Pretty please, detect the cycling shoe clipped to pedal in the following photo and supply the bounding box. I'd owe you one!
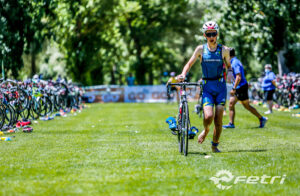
[166,116,177,132]
[188,126,199,139]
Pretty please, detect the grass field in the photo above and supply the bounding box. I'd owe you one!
[0,103,299,195]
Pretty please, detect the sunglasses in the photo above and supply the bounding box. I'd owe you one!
[205,32,217,37]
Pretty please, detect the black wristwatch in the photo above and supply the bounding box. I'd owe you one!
[232,88,236,90]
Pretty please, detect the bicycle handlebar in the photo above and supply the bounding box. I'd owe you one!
[167,82,201,86]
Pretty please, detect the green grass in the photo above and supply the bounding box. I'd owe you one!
[0,103,299,195]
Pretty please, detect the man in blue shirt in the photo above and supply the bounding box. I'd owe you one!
[223,48,267,128]
[126,73,135,86]
[261,64,277,114]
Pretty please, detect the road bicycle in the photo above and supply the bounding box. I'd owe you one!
[168,82,202,156]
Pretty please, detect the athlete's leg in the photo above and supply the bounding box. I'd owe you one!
[213,105,224,144]
[241,99,262,119]
[212,84,226,152]
[267,100,273,112]
[175,87,180,104]
[198,90,214,144]
[167,86,171,103]
[264,90,273,114]
[228,96,238,124]
[198,105,214,144]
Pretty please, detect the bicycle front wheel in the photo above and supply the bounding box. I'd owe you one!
[181,102,190,156]
[177,104,183,153]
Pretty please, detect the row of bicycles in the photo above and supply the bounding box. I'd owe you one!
[249,73,300,108]
[0,78,83,131]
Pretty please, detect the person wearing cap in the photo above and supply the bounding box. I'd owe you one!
[161,72,169,85]
[166,72,179,103]
[177,21,231,153]
[223,48,267,129]
[262,64,277,114]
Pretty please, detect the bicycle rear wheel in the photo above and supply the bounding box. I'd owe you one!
[0,107,5,129]
[30,99,41,120]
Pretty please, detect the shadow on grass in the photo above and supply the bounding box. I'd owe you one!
[188,152,208,156]
[248,127,264,129]
[225,149,267,153]
[224,126,262,130]
[188,149,266,156]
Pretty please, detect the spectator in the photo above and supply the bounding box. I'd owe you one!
[262,64,277,114]
[126,73,135,86]
[161,72,169,85]
[166,72,179,103]
[56,75,62,82]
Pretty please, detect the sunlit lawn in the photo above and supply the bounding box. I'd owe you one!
[0,103,299,195]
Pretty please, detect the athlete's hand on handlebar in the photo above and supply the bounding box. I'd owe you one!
[176,74,185,82]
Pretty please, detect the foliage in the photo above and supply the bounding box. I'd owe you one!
[0,0,27,78]
[220,0,300,75]
[0,0,57,78]
[53,0,121,85]
[52,0,201,85]
[0,0,299,83]
[117,0,196,84]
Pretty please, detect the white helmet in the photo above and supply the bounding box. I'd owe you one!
[202,21,219,33]
[265,64,272,69]
[33,74,39,80]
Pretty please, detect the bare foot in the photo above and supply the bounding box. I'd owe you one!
[198,130,207,144]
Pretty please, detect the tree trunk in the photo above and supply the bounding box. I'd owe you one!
[135,48,146,84]
[149,65,153,85]
[31,49,36,77]
[277,49,289,76]
[127,17,146,84]
[110,65,116,85]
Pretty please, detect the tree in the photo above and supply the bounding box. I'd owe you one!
[53,0,121,85]
[23,0,58,77]
[118,0,196,84]
[0,0,26,78]
[0,0,57,79]
[221,0,300,75]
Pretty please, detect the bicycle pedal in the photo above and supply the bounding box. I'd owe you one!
[171,131,178,135]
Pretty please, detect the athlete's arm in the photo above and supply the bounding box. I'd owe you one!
[178,45,202,80]
[166,78,172,86]
[233,73,241,89]
[222,46,231,69]
[271,80,277,88]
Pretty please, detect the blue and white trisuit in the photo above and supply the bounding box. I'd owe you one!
[201,43,227,106]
